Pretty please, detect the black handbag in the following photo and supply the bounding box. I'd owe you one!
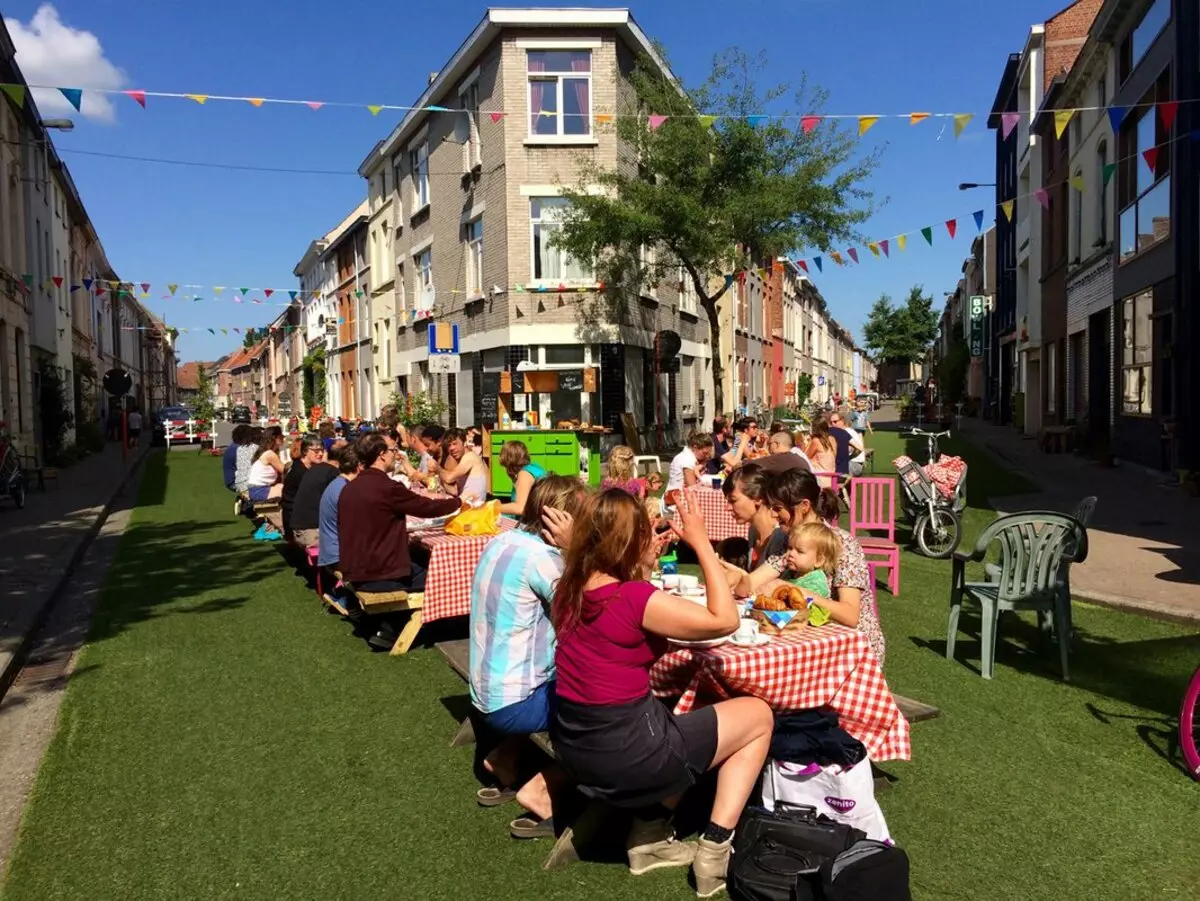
[820,840,912,901]
[727,803,866,901]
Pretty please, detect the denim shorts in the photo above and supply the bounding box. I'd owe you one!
[482,680,556,735]
[247,485,272,502]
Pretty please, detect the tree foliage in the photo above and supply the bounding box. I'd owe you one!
[388,391,448,427]
[37,360,74,463]
[552,48,880,411]
[242,328,265,348]
[934,321,970,406]
[302,346,326,414]
[193,366,217,423]
[862,285,940,365]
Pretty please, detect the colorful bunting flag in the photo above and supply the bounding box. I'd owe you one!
[746,115,768,128]
[1102,162,1116,186]
[812,257,823,273]
[1159,100,1179,131]
[880,239,890,257]
[921,227,933,246]
[698,114,717,129]
[595,114,614,124]
[1033,188,1050,209]
[124,89,147,108]
[801,116,821,134]
[288,291,298,301]
[208,328,215,335]
[185,94,208,105]
[214,287,224,294]
[847,248,859,264]
[140,282,151,293]
[240,287,250,295]
[953,113,973,138]
[52,276,63,288]
[263,289,274,298]
[168,283,178,295]
[1001,112,1020,139]
[1054,109,1073,140]
[797,260,809,274]
[1001,200,1014,222]
[82,277,92,291]
[425,105,452,112]
[648,114,668,131]
[909,112,930,125]
[367,105,384,116]
[1142,147,1158,172]
[973,210,984,232]
[857,115,879,137]
[247,98,265,107]
[1,84,26,107]
[830,251,843,266]
[897,235,907,252]
[1107,106,1128,133]
[945,219,957,239]
[489,111,504,123]
[59,88,83,112]
[1069,175,1085,192]
[868,242,880,258]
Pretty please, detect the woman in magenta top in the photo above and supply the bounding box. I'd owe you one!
[551,489,773,898]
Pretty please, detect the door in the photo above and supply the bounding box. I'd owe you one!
[1088,310,1110,445]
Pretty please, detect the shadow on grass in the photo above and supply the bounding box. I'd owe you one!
[1084,702,1194,780]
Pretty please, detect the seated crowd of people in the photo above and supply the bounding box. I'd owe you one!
[218,405,884,897]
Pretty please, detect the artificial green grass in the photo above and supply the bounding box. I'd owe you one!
[3,447,1199,900]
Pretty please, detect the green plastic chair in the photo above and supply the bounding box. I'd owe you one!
[947,511,1089,680]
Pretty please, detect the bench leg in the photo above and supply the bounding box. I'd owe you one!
[450,716,476,748]
[389,610,424,656]
[542,799,611,870]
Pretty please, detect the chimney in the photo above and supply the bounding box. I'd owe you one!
[428,71,439,86]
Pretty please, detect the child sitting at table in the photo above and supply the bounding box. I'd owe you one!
[782,522,842,627]
[601,446,647,499]
[644,470,664,496]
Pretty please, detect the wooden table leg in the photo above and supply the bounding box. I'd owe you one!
[451,716,476,748]
[542,799,611,870]
[389,609,424,655]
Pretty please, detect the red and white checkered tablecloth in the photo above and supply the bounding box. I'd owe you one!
[669,486,748,543]
[650,624,911,762]
[415,519,516,622]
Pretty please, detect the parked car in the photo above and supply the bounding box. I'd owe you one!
[229,405,253,424]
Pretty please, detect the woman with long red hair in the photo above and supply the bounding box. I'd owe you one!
[551,490,773,897]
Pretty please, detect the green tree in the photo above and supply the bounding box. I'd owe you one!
[862,285,940,365]
[193,365,217,423]
[37,360,74,463]
[242,328,263,349]
[935,321,970,406]
[302,346,326,414]
[388,391,448,427]
[551,49,879,412]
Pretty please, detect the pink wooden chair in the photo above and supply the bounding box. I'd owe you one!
[812,471,846,525]
[849,476,900,596]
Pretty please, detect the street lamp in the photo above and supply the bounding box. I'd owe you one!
[958,182,995,190]
[38,118,74,191]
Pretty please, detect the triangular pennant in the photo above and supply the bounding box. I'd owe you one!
[973,210,985,231]
[1034,188,1050,209]
[1001,199,1014,221]
[1142,147,1158,173]
[167,283,178,295]
[59,88,83,112]
[124,89,147,108]
[70,284,80,292]
[867,242,880,258]
[746,115,768,128]
[186,94,208,104]
[367,105,384,116]
[648,114,668,131]
[221,329,228,335]
[233,328,240,334]
[1001,111,1020,139]
[214,287,224,294]
[797,260,809,274]
[1107,106,1128,133]
[945,219,957,239]
[801,116,821,134]
[909,112,930,125]
[1054,109,1073,139]
[921,227,933,246]
[897,235,907,252]
[489,111,504,123]
[306,101,323,110]
[288,291,298,301]
[812,256,823,273]
[247,98,265,107]
[425,105,452,112]
[879,239,890,257]
[52,276,63,288]
[698,114,717,129]
[240,287,250,295]
[830,251,843,266]
[263,289,274,298]
[1102,162,1116,186]
[857,115,879,137]
[208,328,215,335]
[355,290,364,299]
[953,114,973,138]
[1069,175,1085,192]
[140,282,151,293]
[1159,100,1179,131]
[1,84,26,107]
[594,114,614,124]
[82,277,93,291]
[847,248,859,264]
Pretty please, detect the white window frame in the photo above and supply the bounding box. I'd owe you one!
[465,217,484,297]
[640,244,657,299]
[414,248,433,309]
[678,265,698,316]
[529,197,591,284]
[459,79,482,172]
[409,142,429,214]
[395,260,406,315]
[526,49,593,140]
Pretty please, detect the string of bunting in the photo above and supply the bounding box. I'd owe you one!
[0,81,1191,141]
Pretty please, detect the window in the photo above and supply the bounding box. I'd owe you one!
[1095,141,1109,244]
[392,156,403,203]
[410,142,429,211]
[678,265,698,315]
[527,50,591,137]
[465,217,484,296]
[460,81,482,169]
[396,261,406,314]
[1070,169,1083,261]
[1121,291,1152,415]
[530,197,590,282]
[639,244,657,298]
[414,249,432,304]
[1097,74,1106,111]
[1118,87,1171,263]
[380,167,388,197]
[1121,0,1170,79]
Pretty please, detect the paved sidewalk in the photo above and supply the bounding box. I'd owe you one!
[952,414,1200,623]
[0,442,151,697]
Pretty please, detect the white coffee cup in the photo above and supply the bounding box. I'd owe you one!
[734,618,759,643]
[677,574,700,592]
[662,574,680,591]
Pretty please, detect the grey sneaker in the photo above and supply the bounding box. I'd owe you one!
[626,818,697,876]
[692,836,733,897]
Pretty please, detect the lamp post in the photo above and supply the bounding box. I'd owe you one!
[957,182,996,191]
[39,118,74,191]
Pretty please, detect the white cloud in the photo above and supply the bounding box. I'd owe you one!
[5,4,127,123]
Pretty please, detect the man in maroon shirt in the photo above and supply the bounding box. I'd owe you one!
[337,431,464,594]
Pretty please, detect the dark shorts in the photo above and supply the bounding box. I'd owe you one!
[356,559,428,593]
[483,680,556,735]
[552,693,719,808]
[247,485,272,502]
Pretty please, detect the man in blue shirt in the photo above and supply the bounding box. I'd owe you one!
[317,444,362,592]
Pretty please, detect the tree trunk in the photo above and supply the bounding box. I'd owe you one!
[702,296,725,415]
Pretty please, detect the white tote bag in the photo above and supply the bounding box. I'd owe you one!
[759,758,891,842]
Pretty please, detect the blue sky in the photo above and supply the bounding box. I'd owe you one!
[5,0,1056,362]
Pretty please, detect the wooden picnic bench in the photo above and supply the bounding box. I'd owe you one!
[345,585,424,655]
[435,638,939,868]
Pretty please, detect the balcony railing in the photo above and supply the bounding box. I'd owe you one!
[1119,175,1171,264]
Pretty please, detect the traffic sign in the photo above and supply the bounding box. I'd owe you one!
[103,368,132,397]
[428,354,461,374]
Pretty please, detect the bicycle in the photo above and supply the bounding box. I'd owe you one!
[907,428,950,465]
[894,428,966,558]
[1181,664,1200,780]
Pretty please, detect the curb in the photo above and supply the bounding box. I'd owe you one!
[0,445,153,702]
[1070,588,1200,627]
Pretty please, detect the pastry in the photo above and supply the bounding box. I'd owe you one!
[772,584,807,611]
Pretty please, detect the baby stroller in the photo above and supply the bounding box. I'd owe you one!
[893,451,968,558]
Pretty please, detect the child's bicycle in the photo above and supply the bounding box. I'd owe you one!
[1181,664,1200,780]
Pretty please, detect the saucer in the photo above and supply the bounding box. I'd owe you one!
[729,633,771,648]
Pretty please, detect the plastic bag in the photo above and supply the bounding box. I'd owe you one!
[760,758,891,842]
[444,499,502,537]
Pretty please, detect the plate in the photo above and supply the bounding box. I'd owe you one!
[670,634,734,649]
[729,633,771,648]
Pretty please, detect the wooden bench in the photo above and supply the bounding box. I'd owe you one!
[345,584,424,655]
